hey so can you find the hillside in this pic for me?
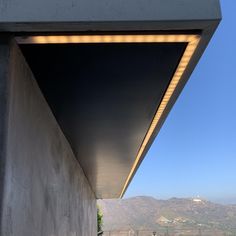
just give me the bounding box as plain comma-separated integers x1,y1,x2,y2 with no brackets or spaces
98,196,236,234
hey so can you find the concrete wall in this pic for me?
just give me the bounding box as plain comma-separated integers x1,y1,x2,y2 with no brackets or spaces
0,39,96,236
0,0,221,22
0,38,11,234
0,0,221,32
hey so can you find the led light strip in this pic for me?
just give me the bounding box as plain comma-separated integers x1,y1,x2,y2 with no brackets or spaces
16,34,199,44
118,34,200,198
16,34,200,198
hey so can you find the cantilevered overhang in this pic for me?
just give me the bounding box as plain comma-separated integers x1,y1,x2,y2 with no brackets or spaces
0,0,221,198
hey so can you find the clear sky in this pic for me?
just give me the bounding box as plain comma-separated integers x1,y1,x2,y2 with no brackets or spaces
125,0,236,204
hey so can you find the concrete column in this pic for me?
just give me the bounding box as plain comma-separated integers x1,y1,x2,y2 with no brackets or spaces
0,37,11,234
0,39,96,236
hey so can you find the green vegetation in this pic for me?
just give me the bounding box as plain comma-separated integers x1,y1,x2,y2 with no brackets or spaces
97,206,103,232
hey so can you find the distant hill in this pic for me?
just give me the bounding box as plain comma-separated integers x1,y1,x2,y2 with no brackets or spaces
98,196,236,234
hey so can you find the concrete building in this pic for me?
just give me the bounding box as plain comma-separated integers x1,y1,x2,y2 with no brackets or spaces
0,0,221,235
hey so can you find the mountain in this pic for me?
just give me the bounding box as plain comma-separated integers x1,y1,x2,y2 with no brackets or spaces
98,196,236,234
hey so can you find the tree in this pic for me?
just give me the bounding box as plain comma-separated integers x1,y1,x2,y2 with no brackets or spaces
97,206,103,232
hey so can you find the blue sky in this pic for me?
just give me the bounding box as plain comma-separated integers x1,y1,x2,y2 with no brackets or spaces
125,0,236,204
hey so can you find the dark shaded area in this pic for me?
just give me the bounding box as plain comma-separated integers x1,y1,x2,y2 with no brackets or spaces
20,43,186,197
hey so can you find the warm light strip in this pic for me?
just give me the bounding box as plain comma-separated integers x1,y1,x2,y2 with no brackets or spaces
16,34,200,198
119,34,200,198
16,34,199,44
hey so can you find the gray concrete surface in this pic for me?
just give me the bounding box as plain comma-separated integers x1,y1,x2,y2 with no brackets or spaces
0,0,221,32
0,37,11,234
0,39,96,236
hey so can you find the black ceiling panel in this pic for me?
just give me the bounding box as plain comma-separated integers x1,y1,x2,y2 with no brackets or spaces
20,42,186,198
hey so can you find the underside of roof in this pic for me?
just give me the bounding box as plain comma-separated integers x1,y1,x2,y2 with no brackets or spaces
0,0,221,198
